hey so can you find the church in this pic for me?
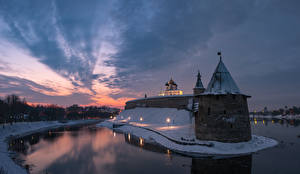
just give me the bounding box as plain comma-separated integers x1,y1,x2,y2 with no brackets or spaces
125,52,251,143
158,78,183,96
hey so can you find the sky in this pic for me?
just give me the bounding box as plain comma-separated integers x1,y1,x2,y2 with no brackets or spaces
0,0,299,110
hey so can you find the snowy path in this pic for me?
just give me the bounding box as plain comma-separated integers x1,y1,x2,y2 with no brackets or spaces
0,120,99,174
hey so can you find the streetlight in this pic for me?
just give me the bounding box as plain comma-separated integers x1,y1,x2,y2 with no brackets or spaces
166,117,171,127
140,117,143,121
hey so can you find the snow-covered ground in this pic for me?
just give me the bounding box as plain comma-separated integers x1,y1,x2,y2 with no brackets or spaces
250,114,300,120
98,107,278,156
0,120,99,174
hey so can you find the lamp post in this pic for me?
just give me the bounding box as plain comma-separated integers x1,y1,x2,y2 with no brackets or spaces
166,117,171,127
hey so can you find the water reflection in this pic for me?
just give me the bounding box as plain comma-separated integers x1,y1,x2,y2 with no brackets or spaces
250,117,300,127
124,133,252,174
9,126,123,174
191,155,252,174
9,125,254,174
124,133,168,153
8,120,300,174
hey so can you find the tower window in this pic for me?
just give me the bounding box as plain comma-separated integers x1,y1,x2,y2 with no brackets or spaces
208,107,211,115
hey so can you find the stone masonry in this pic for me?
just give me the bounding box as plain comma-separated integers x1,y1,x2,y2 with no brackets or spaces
125,95,193,110
194,94,251,142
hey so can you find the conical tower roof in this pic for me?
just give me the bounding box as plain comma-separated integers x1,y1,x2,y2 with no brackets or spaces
205,57,241,94
195,71,204,89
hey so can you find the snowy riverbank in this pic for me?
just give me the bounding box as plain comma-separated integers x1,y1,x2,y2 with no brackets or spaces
98,107,278,157
0,119,100,174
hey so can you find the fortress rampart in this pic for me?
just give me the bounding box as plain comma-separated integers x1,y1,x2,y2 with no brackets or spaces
125,95,194,110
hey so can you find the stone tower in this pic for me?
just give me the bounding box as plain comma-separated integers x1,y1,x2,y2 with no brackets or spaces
193,71,205,95
194,53,251,143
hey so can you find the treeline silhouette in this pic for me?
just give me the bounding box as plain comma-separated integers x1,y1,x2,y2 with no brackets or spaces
0,94,119,124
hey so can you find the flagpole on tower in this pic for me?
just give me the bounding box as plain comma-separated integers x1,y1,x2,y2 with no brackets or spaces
217,51,222,60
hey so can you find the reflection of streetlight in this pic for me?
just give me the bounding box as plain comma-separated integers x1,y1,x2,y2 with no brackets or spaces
128,116,131,120
140,117,143,121
113,132,116,137
128,134,131,141
139,137,144,146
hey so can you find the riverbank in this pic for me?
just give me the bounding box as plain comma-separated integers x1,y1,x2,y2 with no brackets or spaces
98,107,278,157
0,119,101,174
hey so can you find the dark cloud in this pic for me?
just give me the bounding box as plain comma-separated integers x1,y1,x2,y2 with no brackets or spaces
107,0,255,88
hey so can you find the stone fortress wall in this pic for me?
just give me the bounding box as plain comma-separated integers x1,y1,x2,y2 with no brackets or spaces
124,93,251,143
125,95,194,110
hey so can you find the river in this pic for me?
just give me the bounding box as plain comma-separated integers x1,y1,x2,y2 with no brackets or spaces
8,118,300,174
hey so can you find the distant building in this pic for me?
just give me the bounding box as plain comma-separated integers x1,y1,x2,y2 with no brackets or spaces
158,78,183,96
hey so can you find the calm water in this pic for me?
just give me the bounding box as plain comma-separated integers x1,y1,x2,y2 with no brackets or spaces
9,119,300,174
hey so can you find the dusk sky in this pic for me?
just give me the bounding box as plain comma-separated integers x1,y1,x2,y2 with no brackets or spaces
0,0,299,110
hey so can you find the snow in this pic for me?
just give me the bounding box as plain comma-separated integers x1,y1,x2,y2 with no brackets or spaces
223,117,236,123
98,107,278,156
205,58,241,95
0,120,99,174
